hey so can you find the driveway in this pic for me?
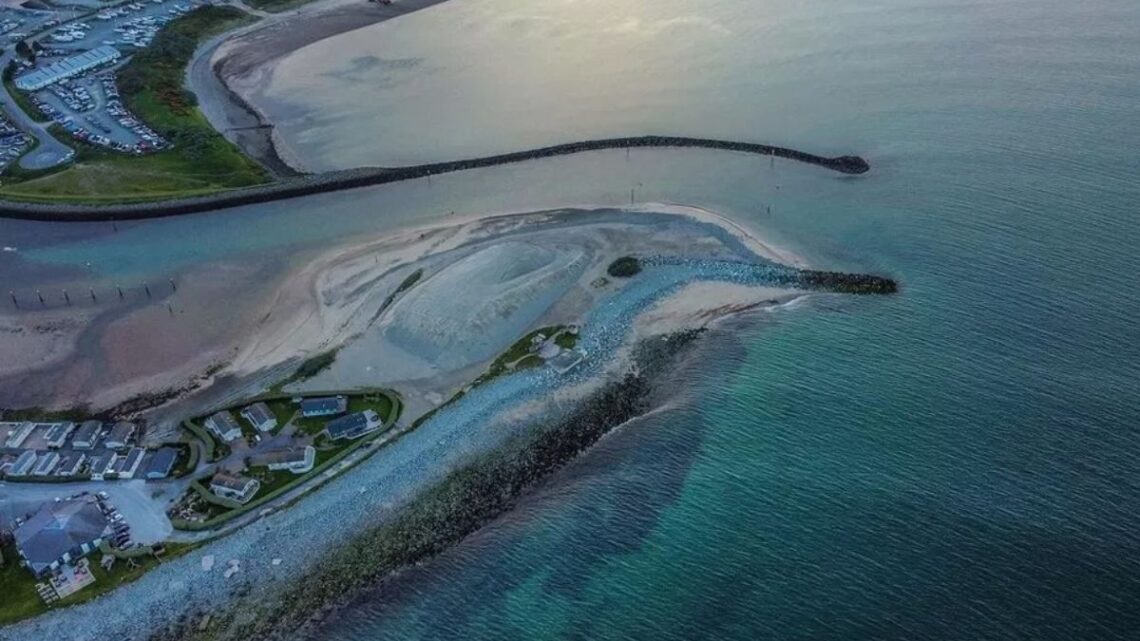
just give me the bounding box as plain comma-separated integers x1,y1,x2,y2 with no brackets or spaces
0,478,179,545
0,50,75,171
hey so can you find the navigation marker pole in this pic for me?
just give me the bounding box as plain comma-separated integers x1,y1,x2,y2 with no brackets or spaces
37,290,44,306
117,285,124,300
144,283,151,298
90,288,97,302
9,291,17,309
63,290,70,305
169,278,177,292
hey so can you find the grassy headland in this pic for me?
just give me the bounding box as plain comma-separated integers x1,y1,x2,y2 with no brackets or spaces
0,7,268,203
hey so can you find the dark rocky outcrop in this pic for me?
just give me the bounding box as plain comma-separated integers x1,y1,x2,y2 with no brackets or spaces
0,136,870,222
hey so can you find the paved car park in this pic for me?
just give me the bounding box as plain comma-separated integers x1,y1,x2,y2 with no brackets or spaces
41,0,200,54
0,0,213,171
29,71,168,153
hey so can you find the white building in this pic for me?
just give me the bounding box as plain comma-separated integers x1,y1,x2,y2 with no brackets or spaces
240,402,277,433
209,473,260,504
3,422,35,449
15,46,122,91
251,446,315,475
204,411,242,442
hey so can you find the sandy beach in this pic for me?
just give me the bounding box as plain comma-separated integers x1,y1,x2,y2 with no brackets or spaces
0,202,833,641
187,0,453,173
0,204,801,438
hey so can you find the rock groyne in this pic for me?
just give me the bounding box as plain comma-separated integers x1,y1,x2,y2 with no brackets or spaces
0,136,869,222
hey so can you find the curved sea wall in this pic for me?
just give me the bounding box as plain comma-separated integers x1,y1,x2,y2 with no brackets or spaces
0,136,869,222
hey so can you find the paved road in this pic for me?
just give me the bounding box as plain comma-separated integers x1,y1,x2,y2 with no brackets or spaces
0,50,75,171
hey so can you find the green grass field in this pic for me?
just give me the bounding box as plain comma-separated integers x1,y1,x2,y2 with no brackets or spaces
0,542,196,626
0,7,268,202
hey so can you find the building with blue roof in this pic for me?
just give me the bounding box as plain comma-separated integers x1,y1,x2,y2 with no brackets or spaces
325,410,382,441
144,447,179,479
300,396,347,418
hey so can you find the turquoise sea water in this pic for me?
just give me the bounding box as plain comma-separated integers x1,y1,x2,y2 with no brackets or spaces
1,0,1139,638
292,0,1139,639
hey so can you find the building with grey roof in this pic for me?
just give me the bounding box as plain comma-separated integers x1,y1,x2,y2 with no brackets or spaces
71,420,103,450
3,421,35,448
209,472,260,504
251,445,315,475
204,411,242,442
87,452,113,480
32,451,60,476
104,421,137,450
8,450,37,477
300,396,347,418
44,422,77,448
55,453,86,477
13,499,111,577
240,402,277,432
110,447,146,479
15,46,122,91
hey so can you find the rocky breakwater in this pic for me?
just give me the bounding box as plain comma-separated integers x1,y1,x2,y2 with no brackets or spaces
148,329,709,641
0,137,870,222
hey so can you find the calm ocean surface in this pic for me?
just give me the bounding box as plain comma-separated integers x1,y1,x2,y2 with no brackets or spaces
2,0,1139,638
287,0,1139,639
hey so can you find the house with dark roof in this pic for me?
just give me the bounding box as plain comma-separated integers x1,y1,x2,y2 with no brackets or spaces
55,453,86,477
240,402,278,432
250,446,315,474
71,420,103,450
32,452,60,476
44,422,77,448
209,472,260,504
13,499,110,577
8,450,38,477
104,422,137,450
204,411,242,442
325,410,382,441
299,396,347,418
144,447,179,479
86,452,113,481
109,448,146,479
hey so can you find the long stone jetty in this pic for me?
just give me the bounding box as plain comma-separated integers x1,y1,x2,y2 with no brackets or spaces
0,136,870,222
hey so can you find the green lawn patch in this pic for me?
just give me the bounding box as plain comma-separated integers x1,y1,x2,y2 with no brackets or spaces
272,348,339,392
0,541,197,626
3,58,49,124
0,6,268,200
174,389,401,530
264,398,297,432
182,420,219,462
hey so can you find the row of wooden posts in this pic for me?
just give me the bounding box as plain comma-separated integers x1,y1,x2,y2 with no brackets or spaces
8,278,177,309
